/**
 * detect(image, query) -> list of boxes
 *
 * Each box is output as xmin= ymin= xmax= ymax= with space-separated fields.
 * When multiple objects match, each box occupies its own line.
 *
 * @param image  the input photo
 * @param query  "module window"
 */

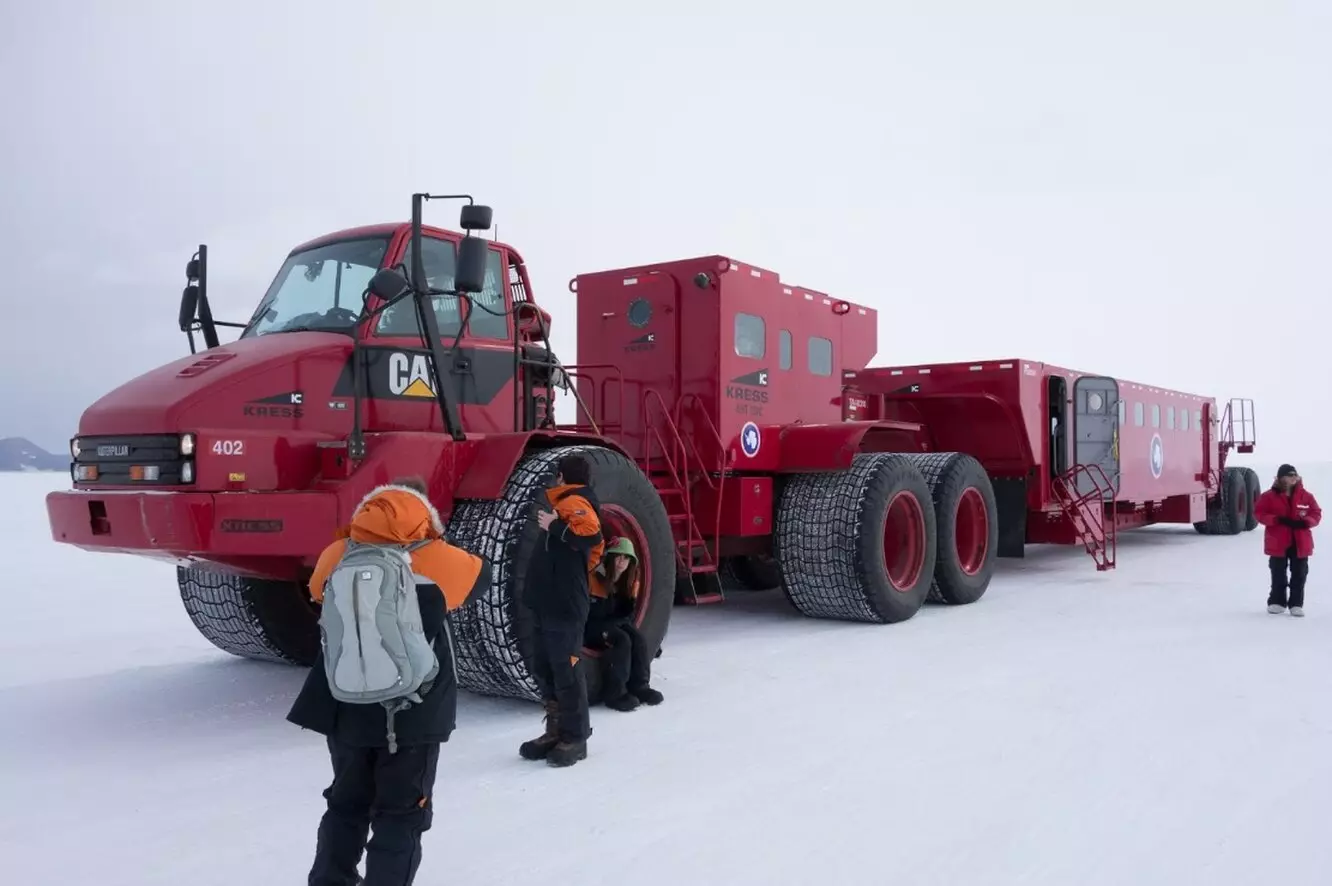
xmin=1181 ymin=410 xmax=1189 ymax=432
xmin=1151 ymin=404 xmax=1161 ymax=428
xmin=735 ymin=313 xmax=765 ymax=358
xmin=808 ymin=336 xmax=833 ymax=376
xmin=1167 ymin=406 xmax=1176 ymax=430
xmin=779 ymin=329 xmax=792 ymax=370
xmin=1118 ymin=400 xmax=1126 ymax=425
xmin=1134 ymin=402 xmax=1144 ymax=427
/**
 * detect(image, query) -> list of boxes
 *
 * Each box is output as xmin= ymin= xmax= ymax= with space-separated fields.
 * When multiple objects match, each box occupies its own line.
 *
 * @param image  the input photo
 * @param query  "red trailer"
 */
xmin=45 ymin=195 xmax=1260 ymax=704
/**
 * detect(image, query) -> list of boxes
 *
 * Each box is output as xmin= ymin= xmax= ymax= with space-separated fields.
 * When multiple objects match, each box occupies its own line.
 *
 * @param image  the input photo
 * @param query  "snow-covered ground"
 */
xmin=3 ymin=464 xmax=1329 ymax=886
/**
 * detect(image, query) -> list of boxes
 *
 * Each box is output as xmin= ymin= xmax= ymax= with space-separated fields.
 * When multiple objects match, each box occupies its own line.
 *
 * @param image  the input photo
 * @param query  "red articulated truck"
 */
xmin=46 ymin=194 xmax=1260 ymax=703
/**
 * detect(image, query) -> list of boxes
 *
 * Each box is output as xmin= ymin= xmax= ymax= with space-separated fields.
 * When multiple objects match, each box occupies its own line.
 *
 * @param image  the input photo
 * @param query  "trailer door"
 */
xmin=1072 ymin=376 xmax=1120 ymax=498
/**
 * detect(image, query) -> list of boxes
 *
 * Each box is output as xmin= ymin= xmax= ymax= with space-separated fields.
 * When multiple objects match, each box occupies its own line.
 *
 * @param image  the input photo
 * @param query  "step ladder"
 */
xmin=1051 ymin=463 xmax=1118 ymax=571
xmin=641 ymin=392 xmax=729 ymax=606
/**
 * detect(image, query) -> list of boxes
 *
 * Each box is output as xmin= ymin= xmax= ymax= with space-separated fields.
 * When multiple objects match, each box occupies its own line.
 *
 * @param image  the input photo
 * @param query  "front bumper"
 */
xmin=46 ymin=488 xmax=340 ymax=565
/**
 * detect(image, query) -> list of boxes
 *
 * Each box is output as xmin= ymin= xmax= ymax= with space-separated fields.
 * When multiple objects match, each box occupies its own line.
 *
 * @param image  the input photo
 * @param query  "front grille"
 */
xmin=74 ymin=434 xmax=188 ymax=485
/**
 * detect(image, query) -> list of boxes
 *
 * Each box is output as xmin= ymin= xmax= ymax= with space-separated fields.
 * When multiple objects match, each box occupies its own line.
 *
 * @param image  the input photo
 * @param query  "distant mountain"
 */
xmin=0 ymin=438 xmax=66 ymax=471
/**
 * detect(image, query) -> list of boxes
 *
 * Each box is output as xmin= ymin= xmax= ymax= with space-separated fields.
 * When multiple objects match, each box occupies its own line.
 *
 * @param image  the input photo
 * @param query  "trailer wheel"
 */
xmin=446 ymin=445 xmax=676 ymax=703
xmin=774 ymin=453 xmax=938 ymax=623
xmin=177 ymin=567 xmax=320 ymax=665
xmin=719 ymin=554 xmax=783 ymax=591
xmin=1219 ymin=466 xmax=1248 ymax=535
xmin=1241 ymin=467 xmax=1260 ymax=532
xmin=903 ymin=452 xmax=998 ymax=605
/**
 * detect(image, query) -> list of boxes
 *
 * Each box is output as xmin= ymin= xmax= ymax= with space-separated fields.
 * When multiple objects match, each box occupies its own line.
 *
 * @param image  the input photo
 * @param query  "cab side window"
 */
xmin=466 ymin=250 xmax=509 ymax=340
xmin=376 ymin=237 xmax=462 ymax=338
xmin=374 ymin=241 xmax=510 ymax=340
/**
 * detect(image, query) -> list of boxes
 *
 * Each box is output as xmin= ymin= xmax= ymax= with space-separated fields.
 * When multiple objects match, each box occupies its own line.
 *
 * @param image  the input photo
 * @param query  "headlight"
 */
xmin=70 ymin=437 xmax=81 ymax=459
xmin=181 ymin=460 xmax=195 ymax=483
xmin=179 ymin=433 xmax=196 ymax=456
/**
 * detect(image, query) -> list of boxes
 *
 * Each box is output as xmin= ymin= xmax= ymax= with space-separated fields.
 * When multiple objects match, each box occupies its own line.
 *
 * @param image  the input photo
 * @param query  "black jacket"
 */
xmin=287 ymin=572 xmax=482 ymax=748
xmin=522 ymin=483 xmax=604 ymax=624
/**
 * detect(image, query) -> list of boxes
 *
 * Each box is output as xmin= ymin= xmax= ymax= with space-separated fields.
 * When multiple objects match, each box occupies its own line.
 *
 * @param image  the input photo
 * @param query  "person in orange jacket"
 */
xmin=586 ymin=535 xmax=664 ymax=711
xmin=518 ymin=454 xmax=604 ymax=768
xmin=288 ymin=476 xmax=487 ymax=886
xmin=1254 ymin=464 xmax=1322 ymax=617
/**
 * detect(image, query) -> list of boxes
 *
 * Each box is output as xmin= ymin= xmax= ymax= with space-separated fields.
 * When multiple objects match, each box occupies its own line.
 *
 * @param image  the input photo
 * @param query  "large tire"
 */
xmin=719 ymin=554 xmax=782 ymax=591
xmin=903 ymin=452 xmax=998 ymax=605
xmin=1241 ymin=467 xmax=1260 ymax=531
xmin=1218 ymin=466 xmax=1248 ymax=535
xmin=446 ymin=445 xmax=676 ymax=703
xmin=177 ymin=567 xmax=320 ymax=665
xmin=774 ymin=453 xmax=938 ymax=624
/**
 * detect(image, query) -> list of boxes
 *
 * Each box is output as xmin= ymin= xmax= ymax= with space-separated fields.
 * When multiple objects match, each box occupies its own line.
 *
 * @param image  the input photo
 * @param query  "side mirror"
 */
xmin=185 ymin=258 xmax=200 ymax=282
xmin=179 ymin=284 xmax=199 ymax=331
xmin=459 ymin=204 xmax=493 ymax=231
xmin=368 ymin=268 xmax=410 ymax=302
xmin=455 ymin=237 xmax=489 ymax=294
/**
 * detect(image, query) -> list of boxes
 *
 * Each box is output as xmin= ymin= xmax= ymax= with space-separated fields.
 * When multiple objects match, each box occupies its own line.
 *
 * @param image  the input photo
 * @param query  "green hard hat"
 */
xmin=605 ymin=535 xmax=637 ymax=561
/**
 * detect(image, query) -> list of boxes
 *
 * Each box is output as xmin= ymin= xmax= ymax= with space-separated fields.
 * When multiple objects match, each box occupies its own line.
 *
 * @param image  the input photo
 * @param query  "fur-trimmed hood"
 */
xmin=345 ymin=483 xmax=445 ymax=544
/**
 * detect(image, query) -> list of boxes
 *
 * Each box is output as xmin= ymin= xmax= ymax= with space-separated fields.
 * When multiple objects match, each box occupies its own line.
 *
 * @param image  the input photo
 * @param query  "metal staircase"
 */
xmin=641 ymin=392 xmax=731 ymax=605
xmin=1051 ymin=463 xmax=1118 ymax=571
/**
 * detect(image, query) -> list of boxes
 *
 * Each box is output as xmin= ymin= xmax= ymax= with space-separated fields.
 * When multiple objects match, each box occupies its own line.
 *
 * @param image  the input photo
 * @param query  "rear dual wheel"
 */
xmin=774 ymin=452 xmax=998 ymax=625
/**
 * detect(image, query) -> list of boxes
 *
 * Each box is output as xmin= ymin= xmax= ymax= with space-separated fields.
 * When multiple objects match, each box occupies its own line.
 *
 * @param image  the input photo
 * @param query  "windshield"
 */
xmin=242 ymin=237 xmax=390 ymax=338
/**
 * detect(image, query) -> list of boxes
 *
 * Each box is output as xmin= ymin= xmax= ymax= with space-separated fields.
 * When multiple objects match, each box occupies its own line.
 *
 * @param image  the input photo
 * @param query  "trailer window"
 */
xmin=243 ymin=236 xmax=389 ymax=338
xmin=808 ymin=336 xmax=833 ymax=376
xmin=1118 ymin=400 xmax=1126 ymax=426
xmin=1167 ymin=406 xmax=1176 ymax=430
xmin=735 ymin=313 xmax=765 ymax=358
xmin=1195 ymin=410 xmax=1202 ymax=429
xmin=1133 ymin=402 xmax=1144 ymax=426
xmin=779 ymin=330 xmax=792 ymax=370
xmin=1151 ymin=404 xmax=1161 ymax=428
xmin=1180 ymin=409 xmax=1189 ymax=431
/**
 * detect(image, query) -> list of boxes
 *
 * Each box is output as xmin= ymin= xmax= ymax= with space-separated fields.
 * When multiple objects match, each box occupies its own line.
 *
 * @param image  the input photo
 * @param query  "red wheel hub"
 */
xmin=883 ymin=491 xmax=926 ymax=591
xmin=596 ymin=505 xmax=651 ymax=628
xmin=954 ymin=487 xmax=989 ymax=576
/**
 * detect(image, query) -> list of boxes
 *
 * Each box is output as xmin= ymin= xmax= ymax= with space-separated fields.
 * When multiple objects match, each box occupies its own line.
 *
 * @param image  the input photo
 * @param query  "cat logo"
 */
xmin=388 ymin=352 xmax=436 ymax=398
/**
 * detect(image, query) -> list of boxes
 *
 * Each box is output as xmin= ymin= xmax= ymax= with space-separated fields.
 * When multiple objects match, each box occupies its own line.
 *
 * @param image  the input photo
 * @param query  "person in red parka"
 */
xmin=1253 ymin=464 xmax=1322 ymax=617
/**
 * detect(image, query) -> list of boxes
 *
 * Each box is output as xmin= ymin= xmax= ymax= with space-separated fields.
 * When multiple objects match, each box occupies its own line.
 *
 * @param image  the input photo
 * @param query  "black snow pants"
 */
xmin=1269 ymin=545 xmax=1309 ymax=610
xmin=531 ymin=619 xmax=590 ymax=742
xmin=308 ymin=738 xmax=440 ymax=886
xmin=586 ymin=620 xmax=653 ymax=699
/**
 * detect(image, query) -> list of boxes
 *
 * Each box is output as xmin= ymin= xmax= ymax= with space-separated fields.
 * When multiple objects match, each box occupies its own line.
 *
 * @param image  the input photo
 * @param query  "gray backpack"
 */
xmin=319 ymin=538 xmax=440 ymax=753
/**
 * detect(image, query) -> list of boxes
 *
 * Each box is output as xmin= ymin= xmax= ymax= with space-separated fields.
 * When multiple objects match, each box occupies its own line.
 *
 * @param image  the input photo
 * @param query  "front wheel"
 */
xmin=177 ymin=567 xmax=320 ymax=665
xmin=446 ymin=445 xmax=676 ymax=703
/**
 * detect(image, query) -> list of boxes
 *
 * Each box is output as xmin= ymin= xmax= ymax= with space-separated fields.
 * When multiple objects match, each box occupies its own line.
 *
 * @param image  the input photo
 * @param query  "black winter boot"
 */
xmin=546 ymin=738 xmax=588 ymax=768
xmin=632 ymin=686 xmax=664 ymax=706
xmin=604 ymin=693 xmax=640 ymax=712
xmin=519 ymin=701 xmax=561 ymax=761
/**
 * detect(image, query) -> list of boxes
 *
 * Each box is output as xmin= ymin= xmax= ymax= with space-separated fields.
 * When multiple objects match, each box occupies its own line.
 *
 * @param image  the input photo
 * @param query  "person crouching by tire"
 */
xmin=287 ymin=476 xmax=488 ymax=886
xmin=519 ymin=454 xmax=604 ymax=768
xmin=586 ymin=535 xmax=664 ymax=712
xmin=1255 ymin=464 xmax=1322 ymax=617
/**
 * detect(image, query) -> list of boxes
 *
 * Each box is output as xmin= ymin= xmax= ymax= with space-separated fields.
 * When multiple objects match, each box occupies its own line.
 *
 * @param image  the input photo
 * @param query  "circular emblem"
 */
xmin=1149 ymin=433 xmax=1164 ymax=479
xmin=740 ymin=422 xmax=761 ymax=458
xmin=627 ymin=298 xmax=653 ymax=329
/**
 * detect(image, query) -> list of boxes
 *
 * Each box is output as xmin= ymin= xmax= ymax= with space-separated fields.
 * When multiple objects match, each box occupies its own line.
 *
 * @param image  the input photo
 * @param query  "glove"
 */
xmin=1279 ymin=516 xmax=1307 ymax=529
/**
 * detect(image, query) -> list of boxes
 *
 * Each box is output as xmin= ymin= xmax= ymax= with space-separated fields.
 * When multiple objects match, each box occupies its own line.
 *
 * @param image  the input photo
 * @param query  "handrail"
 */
xmin=675 ymin=393 xmax=734 ymax=479
xmin=1051 ymin=462 xmax=1117 ymax=571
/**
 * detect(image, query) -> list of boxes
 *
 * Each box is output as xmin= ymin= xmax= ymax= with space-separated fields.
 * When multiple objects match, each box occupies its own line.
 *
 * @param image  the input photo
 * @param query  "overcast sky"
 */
xmin=2 ymin=1 xmax=1327 ymax=463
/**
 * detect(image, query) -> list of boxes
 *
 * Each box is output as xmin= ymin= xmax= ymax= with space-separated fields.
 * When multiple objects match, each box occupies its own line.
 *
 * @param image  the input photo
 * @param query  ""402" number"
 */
xmin=211 ymin=440 xmax=244 ymax=456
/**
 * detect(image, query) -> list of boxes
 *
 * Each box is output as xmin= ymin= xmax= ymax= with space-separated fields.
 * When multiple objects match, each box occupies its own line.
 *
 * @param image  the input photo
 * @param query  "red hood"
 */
xmin=78 ymin=332 xmax=354 ymax=436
